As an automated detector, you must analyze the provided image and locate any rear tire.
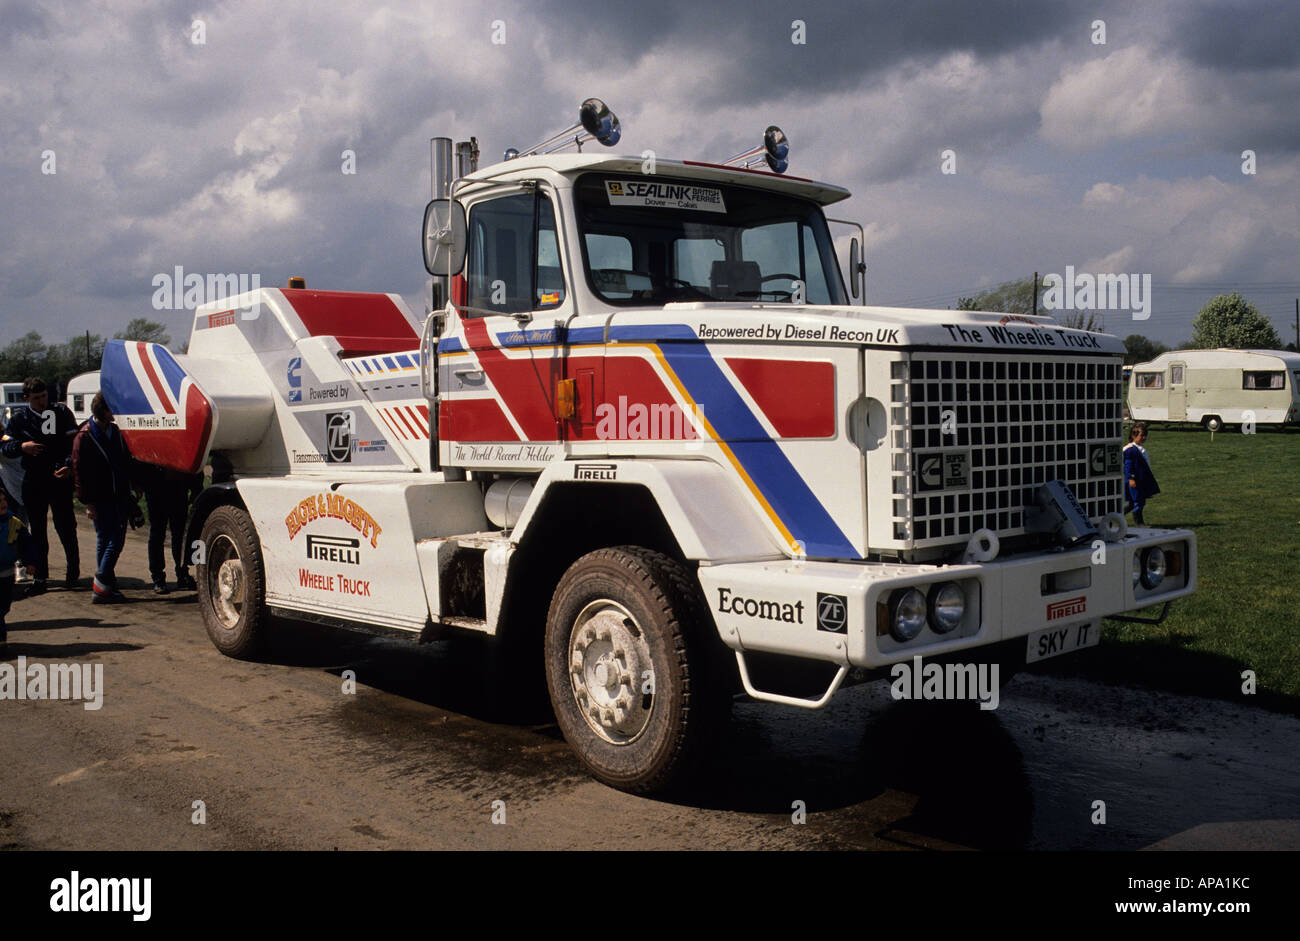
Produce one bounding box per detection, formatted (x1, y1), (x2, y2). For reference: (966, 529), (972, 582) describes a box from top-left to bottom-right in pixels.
(544, 547), (726, 794)
(197, 505), (268, 659)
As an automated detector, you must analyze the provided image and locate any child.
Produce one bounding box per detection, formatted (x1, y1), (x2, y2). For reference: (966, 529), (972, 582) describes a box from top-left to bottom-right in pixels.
(1123, 422), (1160, 525)
(1, 485), (33, 651)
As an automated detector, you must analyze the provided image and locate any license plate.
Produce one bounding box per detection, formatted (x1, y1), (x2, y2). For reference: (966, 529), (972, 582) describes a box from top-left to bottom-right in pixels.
(1026, 621), (1100, 663)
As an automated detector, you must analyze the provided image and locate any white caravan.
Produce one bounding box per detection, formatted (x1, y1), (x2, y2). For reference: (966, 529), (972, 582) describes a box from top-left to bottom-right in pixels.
(65, 371), (100, 425)
(1128, 349), (1300, 431)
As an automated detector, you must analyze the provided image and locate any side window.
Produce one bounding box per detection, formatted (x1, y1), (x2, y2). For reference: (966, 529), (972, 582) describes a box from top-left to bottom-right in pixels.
(466, 192), (567, 315)
(1243, 370), (1284, 390)
(1134, 372), (1163, 390)
(1170, 365), (1184, 385)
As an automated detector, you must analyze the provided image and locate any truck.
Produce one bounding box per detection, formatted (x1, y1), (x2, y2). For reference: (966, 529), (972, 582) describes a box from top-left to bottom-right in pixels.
(1128, 348), (1300, 431)
(99, 100), (1197, 793)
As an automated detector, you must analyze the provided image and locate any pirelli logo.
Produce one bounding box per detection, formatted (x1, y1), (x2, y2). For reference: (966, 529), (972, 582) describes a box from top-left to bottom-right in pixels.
(1046, 595), (1087, 621)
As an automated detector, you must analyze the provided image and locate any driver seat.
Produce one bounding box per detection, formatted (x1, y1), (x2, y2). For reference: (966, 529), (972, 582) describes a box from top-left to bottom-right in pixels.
(709, 260), (761, 300)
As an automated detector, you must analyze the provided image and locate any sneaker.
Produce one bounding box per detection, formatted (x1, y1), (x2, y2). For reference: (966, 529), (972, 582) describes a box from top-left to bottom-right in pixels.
(153, 578), (170, 595)
(26, 579), (47, 597)
(175, 571), (197, 591)
(15, 564), (29, 583)
(92, 589), (127, 605)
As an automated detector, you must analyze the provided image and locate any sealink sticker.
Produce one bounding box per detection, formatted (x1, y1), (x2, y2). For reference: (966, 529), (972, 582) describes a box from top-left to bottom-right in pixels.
(605, 179), (726, 213)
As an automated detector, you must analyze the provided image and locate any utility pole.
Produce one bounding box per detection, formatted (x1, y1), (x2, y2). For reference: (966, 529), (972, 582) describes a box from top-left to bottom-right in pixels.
(1294, 298), (1298, 350)
(85, 330), (90, 372)
(1032, 271), (1039, 316)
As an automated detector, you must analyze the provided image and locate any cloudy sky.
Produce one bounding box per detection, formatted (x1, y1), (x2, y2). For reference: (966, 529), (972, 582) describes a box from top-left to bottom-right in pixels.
(3, 0), (1298, 352)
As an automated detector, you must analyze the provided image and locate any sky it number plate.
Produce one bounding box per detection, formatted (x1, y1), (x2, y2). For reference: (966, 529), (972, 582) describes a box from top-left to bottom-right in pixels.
(1025, 621), (1100, 663)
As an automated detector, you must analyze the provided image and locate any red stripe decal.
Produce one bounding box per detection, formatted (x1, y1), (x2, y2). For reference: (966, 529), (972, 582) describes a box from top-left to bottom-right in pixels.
(450, 398), (521, 441)
(724, 358), (836, 438)
(390, 406), (420, 439)
(137, 343), (176, 414)
(461, 319), (558, 440)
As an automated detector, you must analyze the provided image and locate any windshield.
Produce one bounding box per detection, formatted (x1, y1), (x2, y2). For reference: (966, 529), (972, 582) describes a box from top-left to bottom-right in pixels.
(575, 173), (848, 306)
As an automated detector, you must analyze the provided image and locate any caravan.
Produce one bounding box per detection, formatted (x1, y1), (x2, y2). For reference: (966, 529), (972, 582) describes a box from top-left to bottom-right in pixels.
(1128, 349), (1300, 430)
(65, 371), (100, 425)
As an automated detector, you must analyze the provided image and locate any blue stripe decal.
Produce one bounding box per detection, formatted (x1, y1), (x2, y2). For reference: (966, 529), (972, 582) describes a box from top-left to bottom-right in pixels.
(654, 336), (858, 559)
(100, 340), (154, 416)
(609, 324), (699, 343)
(568, 326), (605, 345)
(396, 354), (413, 368)
(154, 345), (186, 399)
(439, 337), (464, 353)
(363, 360), (373, 373)
(383, 356), (397, 369)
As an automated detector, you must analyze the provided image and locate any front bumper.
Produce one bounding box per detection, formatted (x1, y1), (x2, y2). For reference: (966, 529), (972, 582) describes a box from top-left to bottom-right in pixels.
(697, 527), (1196, 669)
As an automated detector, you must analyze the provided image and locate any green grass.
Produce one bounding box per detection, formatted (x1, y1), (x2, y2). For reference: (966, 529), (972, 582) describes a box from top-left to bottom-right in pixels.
(1037, 423), (1300, 714)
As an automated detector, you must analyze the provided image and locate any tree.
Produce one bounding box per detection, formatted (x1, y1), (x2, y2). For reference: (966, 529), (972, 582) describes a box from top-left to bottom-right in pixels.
(961, 277), (1037, 315)
(0, 331), (53, 382)
(1122, 334), (1169, 365)
(114, 318), (171, 347)
(1189, 292), (1282, 349)
(1058, 310), (1105, 333)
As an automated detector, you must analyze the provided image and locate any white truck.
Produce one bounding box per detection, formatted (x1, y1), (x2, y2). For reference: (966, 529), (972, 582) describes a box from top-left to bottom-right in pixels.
(100, 101), (1197, 793)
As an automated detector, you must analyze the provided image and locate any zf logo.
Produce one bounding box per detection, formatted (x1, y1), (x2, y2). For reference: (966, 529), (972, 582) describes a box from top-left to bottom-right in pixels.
(326, 411), (353, 463)
(816, 592), (848, 633)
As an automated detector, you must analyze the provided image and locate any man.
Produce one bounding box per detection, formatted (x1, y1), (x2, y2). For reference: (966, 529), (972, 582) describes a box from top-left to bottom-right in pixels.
(0, 378), (80, 594)
(71, 393), (138, 604)
(138, 462), (202, 593)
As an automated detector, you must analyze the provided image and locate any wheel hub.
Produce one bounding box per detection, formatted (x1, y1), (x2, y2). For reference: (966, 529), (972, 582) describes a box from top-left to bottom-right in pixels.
(568, 600), (654, 745)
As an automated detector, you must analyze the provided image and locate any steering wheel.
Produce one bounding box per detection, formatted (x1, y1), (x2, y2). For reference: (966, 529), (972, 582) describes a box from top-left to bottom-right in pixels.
(760, 273), (800, 283)
(658, 276), (712, 300)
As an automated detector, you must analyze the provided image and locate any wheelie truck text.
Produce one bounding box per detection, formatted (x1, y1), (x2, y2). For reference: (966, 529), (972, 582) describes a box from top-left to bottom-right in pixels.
(100, 102), (1197, 793)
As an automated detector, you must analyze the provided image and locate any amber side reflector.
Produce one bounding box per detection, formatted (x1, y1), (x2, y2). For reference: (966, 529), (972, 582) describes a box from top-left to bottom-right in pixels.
(287, 276), (306, 289)
(1165, 550), (1183, 577)
(557, 378), (577, 420)
(876, 601), (891, 636)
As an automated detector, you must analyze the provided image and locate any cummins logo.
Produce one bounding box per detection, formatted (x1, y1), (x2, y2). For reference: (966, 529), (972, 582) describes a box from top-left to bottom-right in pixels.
(326, 411), (353, 463)
(916, 450), (970, 492)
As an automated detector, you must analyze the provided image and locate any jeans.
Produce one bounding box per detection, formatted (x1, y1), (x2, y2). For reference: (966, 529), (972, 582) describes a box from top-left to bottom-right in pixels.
(21, 473), (79, 580)
(92, 501), (129, 585)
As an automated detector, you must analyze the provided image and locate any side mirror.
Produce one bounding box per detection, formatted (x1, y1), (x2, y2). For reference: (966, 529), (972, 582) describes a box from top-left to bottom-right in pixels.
(848, 237), (864, 301)
(423, 198), (466, 276)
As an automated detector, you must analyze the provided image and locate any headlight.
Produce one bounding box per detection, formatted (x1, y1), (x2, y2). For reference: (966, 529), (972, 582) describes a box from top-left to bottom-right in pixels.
(927, 582), (965, 633)
(889, 588), (927, 641)
(1140, 547), (1166, 589)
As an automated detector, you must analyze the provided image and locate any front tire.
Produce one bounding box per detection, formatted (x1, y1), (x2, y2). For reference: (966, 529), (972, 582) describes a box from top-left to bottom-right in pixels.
(544, 547), (725, 793)
(197, 505), (268, 659)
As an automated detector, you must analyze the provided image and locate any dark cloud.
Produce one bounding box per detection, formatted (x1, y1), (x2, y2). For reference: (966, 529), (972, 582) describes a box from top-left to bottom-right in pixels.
(1165, 0), (1300, 71)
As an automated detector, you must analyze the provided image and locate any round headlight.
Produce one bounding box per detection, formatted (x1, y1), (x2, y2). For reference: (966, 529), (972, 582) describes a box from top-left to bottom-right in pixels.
(889, 588), (927, 642)
(927, 582), (965, 633)
(1140, 546), (1166, 589)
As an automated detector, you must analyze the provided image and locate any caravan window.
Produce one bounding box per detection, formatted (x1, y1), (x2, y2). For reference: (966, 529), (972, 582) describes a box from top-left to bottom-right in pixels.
(1134, 372), (1163, 390)
(1242, 370), (1284, 390)
(1170, 365), (1184, 384)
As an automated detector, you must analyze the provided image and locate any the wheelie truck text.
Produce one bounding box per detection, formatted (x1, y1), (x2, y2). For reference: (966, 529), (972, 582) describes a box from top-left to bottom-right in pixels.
(100, 103), (1197, 792)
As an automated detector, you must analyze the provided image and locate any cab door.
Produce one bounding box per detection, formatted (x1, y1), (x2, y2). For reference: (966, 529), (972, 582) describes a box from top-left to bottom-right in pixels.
(438, 188), (575, 470)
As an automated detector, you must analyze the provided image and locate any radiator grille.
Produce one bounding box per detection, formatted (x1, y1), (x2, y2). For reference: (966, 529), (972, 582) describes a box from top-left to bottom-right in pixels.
(888, 354), (1124, 547)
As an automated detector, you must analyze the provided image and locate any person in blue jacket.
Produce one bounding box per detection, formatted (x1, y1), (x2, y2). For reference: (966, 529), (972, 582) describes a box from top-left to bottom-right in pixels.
(1123, 422), (1160, 525)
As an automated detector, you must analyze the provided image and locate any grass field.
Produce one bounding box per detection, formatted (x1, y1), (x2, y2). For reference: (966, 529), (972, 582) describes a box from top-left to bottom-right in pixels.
(1038, 423), (1300, 715)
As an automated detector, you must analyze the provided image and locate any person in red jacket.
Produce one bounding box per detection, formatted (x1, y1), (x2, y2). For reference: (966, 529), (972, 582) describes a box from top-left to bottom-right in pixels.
(71, 394), (141, 604)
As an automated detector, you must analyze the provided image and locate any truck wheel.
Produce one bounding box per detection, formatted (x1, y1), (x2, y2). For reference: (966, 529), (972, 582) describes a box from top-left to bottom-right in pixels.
(544, 547), (724, 794)
(1202, 415), (1223, 432)
(197, 505), (268, 659)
